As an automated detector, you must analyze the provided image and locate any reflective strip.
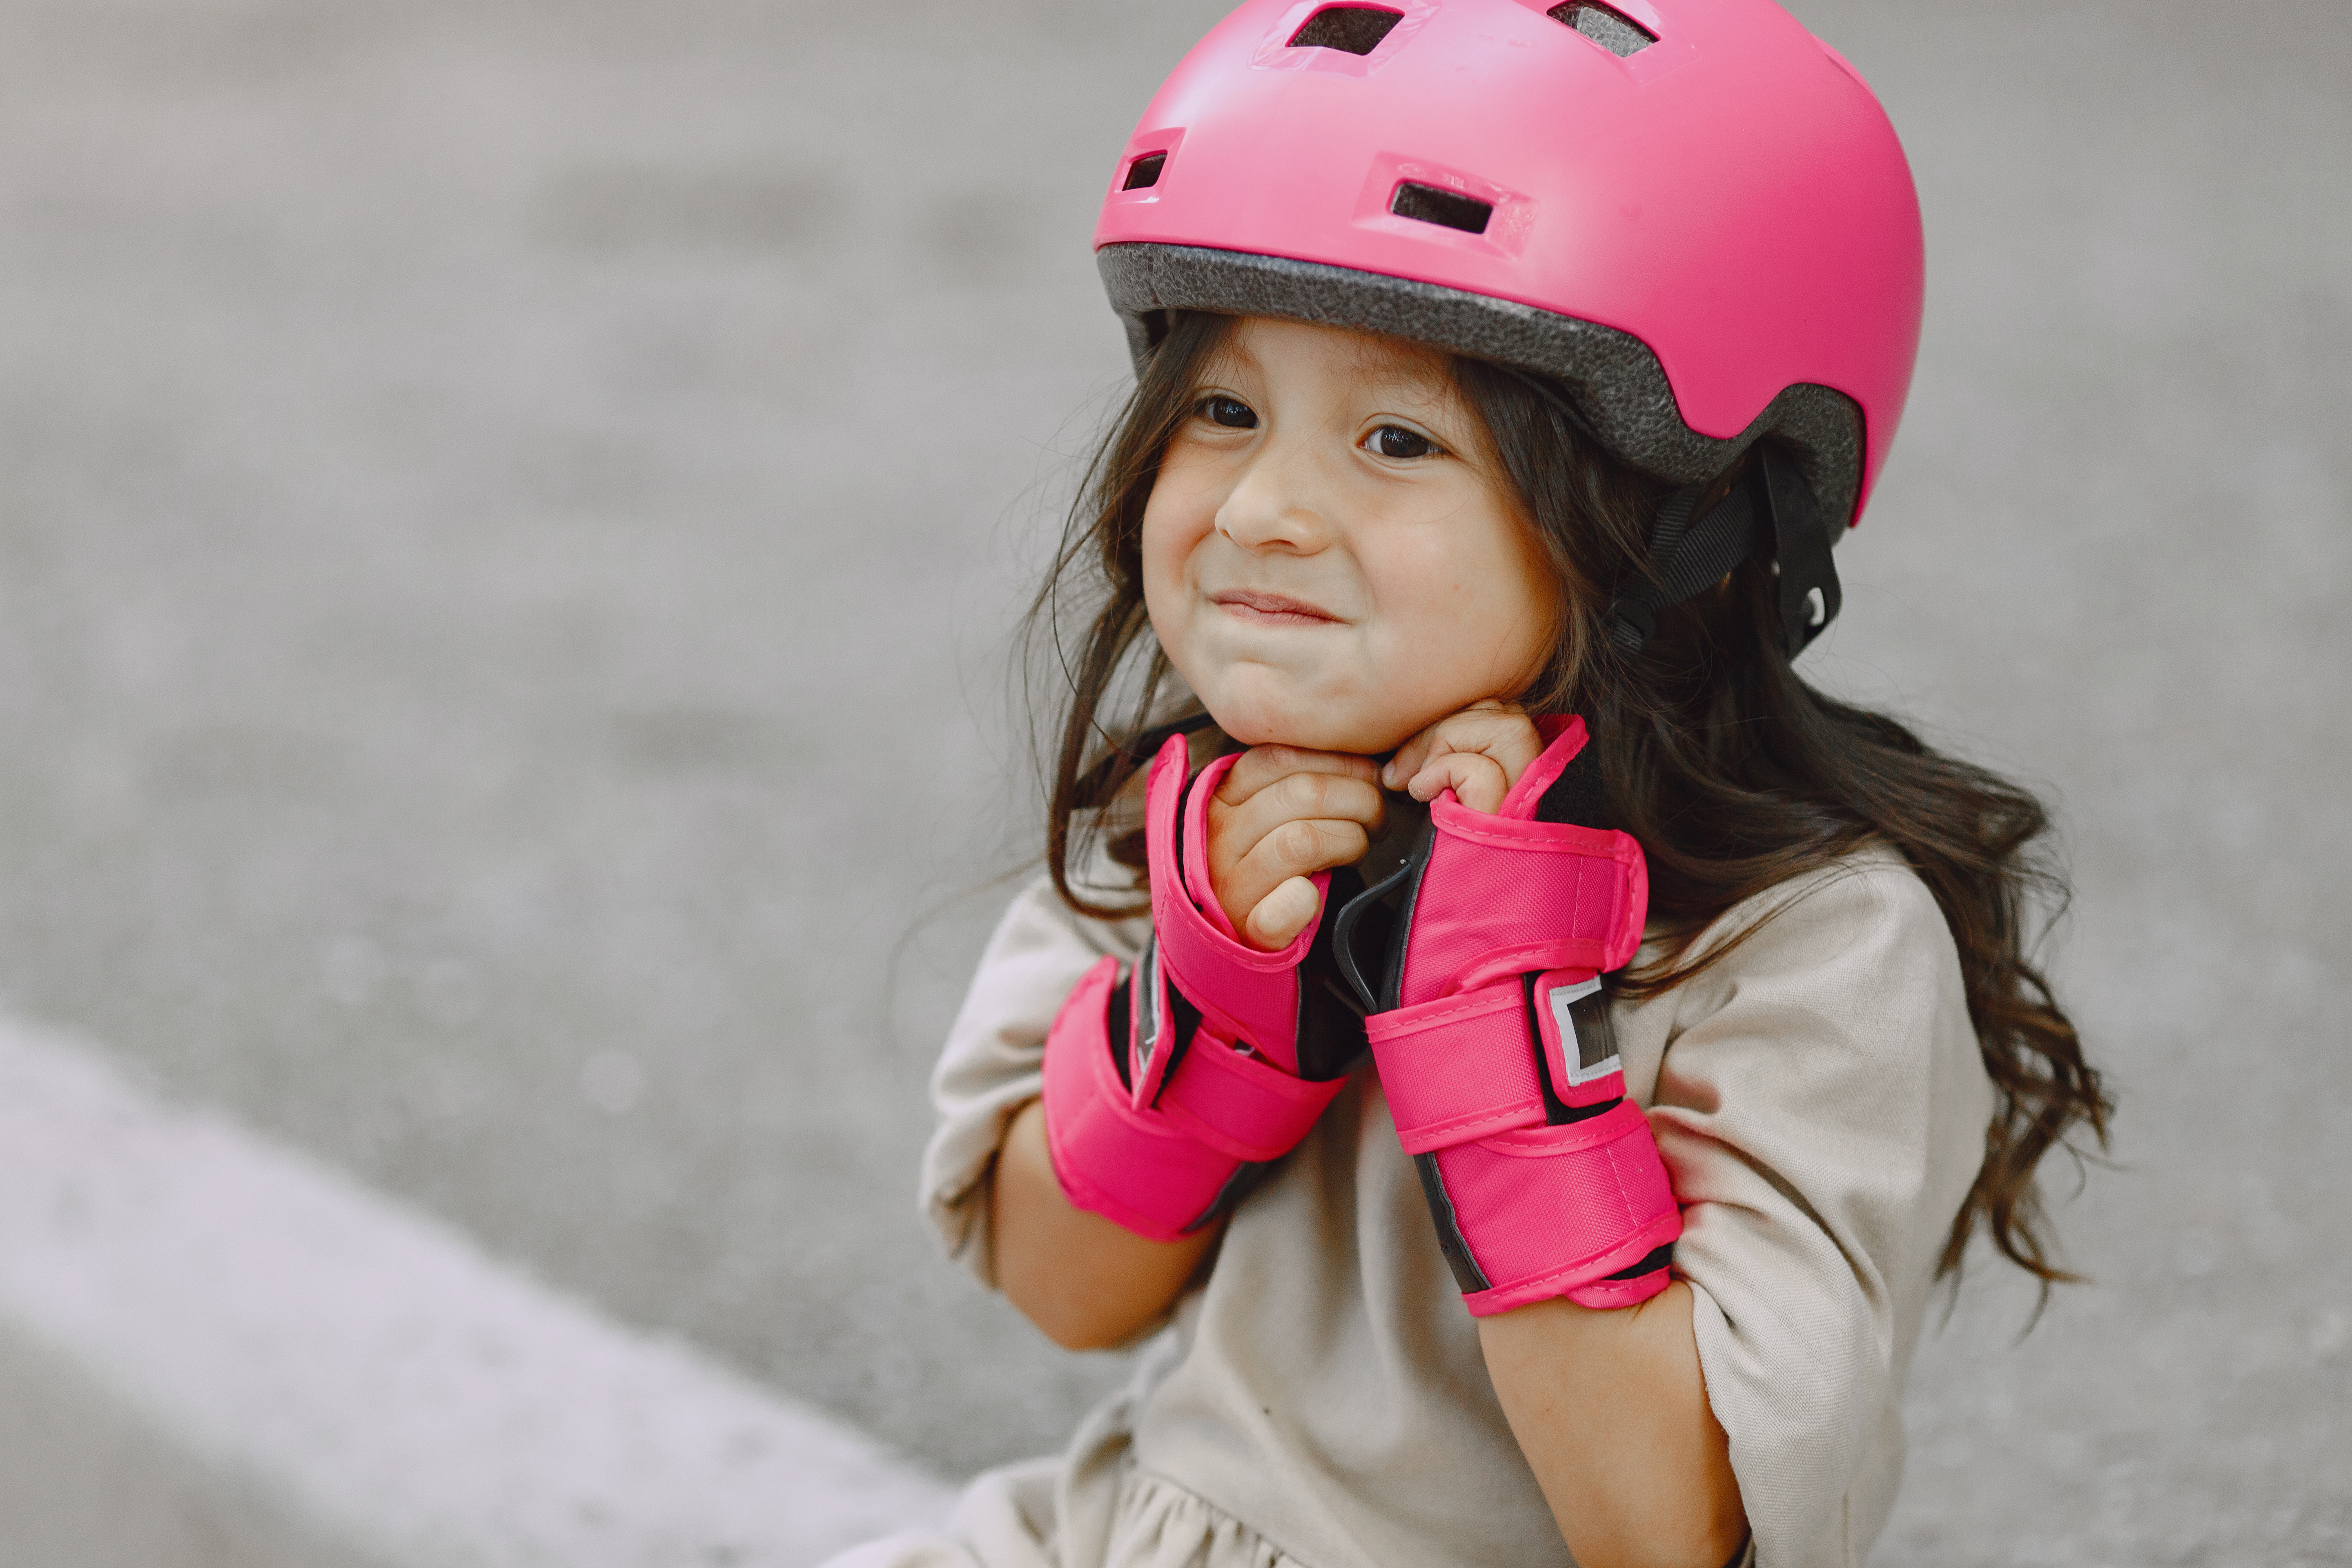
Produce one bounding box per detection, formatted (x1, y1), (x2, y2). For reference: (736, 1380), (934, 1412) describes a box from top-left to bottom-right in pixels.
(1531, 968), (1625, 1110)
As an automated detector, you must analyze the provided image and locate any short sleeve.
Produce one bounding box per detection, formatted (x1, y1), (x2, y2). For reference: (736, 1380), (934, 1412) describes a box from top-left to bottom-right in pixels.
(921, 875), (1149, 1287)
(1643, 853), (1996, 1568)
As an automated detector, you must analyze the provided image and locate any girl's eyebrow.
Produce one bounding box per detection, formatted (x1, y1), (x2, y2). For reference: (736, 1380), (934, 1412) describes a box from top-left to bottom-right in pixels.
(1196, 339), (1260, 384)
(1342, 332), (1451, 391)
(1352, 359), (1472, 429)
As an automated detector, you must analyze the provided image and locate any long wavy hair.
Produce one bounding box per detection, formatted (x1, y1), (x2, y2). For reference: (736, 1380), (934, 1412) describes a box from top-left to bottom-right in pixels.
(1024, 310), (2109, 1291)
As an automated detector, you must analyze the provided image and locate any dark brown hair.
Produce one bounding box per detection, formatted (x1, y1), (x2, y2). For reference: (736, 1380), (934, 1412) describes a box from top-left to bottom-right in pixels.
(1024, 310), (2109, 1292)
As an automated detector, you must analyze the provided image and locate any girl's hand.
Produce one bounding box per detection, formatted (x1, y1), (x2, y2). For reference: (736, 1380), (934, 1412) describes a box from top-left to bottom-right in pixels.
(1380, 700), (1546, 813)
(1207, 746), (1387, 951)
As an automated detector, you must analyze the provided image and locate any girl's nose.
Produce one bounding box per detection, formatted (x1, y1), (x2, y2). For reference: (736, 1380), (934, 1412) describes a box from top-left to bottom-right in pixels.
(1213, 440), (1331, 554)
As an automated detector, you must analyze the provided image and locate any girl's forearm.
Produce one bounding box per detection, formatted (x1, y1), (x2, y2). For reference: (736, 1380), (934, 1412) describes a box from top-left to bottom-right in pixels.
(989, 1098), (1220, 1350)
(1478, 1283), (1748, 1568)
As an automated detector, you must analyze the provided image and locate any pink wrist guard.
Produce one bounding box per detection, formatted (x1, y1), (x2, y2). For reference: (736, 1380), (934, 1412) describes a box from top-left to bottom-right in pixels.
(1343, 717), (1682, 1316)
(1039, 733), (1356, 1243)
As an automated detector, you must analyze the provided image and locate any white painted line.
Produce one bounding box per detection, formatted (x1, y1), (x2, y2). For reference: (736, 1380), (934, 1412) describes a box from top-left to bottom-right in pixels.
(0, 1014), (956, 1568)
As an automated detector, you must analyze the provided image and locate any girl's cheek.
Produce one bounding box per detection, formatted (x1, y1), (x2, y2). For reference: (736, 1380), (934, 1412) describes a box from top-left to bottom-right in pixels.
(1148, 450), (1227, 538)
(1138, 483), (1200, 654)
(1140, 465), (1223, 589)
(1368, 499), (1557, 702)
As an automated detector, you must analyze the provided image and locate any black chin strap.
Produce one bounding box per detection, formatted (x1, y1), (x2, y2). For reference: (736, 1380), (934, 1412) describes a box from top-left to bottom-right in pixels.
(1606, 446), (1843, 659)
(1759, 445), (1843, 656)
(1478, 362), (1843, 661)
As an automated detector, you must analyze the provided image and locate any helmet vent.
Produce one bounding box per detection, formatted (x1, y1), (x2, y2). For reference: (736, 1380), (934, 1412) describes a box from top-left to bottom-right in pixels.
(1123, 152), (1167, 191)
(1545, 2), (1656, 56)
(1390, 182), (1492, 236)
(1287, 6), (1405, 56)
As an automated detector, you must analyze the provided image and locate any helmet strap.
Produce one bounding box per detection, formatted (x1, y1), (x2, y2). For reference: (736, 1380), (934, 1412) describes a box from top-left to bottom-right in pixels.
(1757, 446), (1842, 657)
(1605, 447), (1842, 659)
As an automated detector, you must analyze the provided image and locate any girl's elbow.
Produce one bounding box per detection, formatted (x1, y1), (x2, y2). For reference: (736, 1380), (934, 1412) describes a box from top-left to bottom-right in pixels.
(1633, 1474), (1749, 1568)
(1675, 1515), (1751, 1568)
(1001, 1274), (1151, 1351)
(1577, 1518), (1749, 1568)
(1034, 1310), (1134, 1353)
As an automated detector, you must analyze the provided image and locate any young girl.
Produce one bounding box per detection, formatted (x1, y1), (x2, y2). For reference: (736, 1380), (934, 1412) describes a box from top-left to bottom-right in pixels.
(838, 2), (2105, 1565)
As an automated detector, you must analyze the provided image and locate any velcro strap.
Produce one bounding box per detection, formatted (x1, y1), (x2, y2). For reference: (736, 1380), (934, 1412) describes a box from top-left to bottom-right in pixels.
(1399, 797), (1647, 1004)
(1041, 956), (1242, 1243)
(1365, 982), (1548, 1155)
(1156, 1029), (1348, 1162)
(1442, 1102), (1684, 1318)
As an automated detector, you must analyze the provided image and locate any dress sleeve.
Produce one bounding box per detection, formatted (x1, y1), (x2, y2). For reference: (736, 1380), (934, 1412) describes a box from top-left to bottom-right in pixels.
(1645, 853), (1996, 1568)
(921, 874), (1149, 1288)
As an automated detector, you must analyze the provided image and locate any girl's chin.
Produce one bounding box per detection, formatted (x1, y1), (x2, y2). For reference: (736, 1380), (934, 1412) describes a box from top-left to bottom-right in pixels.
(1200, 693), (1405, 757)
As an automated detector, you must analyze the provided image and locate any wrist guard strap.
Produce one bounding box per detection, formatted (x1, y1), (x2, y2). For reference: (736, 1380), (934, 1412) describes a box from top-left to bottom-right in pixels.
(1356, 717), (1682, 1315)
(1041, 956), (1344, 1242)
(1038, 733), (1355, 1243)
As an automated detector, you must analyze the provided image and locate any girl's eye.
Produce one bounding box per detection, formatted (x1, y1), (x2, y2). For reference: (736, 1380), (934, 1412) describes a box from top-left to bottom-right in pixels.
(1364, 424), (1441, 460)
(1198, 395), (1258, 430)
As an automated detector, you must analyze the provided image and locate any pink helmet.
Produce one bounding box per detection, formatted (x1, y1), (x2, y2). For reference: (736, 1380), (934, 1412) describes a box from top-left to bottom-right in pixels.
(1093, 0), (1924, 556)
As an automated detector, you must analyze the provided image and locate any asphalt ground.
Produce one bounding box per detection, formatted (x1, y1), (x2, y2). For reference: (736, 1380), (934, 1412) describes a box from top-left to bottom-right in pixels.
(0, 0), (2344, 1561)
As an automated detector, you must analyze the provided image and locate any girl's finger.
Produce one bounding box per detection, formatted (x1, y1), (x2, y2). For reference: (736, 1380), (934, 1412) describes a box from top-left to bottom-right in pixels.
(1380, 704), (1542, 796)
(1211, 771), (1385, 876)
(1380, 703), (1504, 786)
(1243, 875), (1323, 950)
(1218, 744), (1378, 810)
(1405, 751), (1512, 812)
(1206, 769), (1383, 938)
(1248, 815), (1373, 882)
(1379, 707), (1500, 789)
(1221, 817), (1372, 942)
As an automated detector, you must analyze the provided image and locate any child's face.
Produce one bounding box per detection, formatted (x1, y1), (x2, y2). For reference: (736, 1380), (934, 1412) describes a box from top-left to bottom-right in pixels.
(1143, 318), (1556, 755)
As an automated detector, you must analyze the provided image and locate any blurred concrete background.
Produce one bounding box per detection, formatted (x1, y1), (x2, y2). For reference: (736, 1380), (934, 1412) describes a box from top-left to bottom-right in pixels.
(0, 0), (2343, 1561)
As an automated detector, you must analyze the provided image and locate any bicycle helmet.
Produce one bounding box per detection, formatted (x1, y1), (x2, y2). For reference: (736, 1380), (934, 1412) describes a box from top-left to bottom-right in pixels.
(1094, 0), (1924, 651)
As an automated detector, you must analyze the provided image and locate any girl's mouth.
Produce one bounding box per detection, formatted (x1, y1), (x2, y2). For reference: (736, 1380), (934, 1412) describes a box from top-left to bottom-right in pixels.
(1209, 590), (1340, 626)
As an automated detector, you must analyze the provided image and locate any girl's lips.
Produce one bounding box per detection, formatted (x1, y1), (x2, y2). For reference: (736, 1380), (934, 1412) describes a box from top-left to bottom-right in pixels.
(1209, 590), (1341, 626)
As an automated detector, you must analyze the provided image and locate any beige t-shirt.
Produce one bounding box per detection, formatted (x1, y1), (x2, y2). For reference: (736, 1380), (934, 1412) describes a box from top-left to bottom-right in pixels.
(898, 847), (1992, 1568)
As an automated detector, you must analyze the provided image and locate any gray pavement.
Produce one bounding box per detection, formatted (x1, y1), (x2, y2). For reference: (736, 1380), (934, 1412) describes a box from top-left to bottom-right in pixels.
(0, 1015), (954, 1568)
(0, 0), (2344, 1560)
